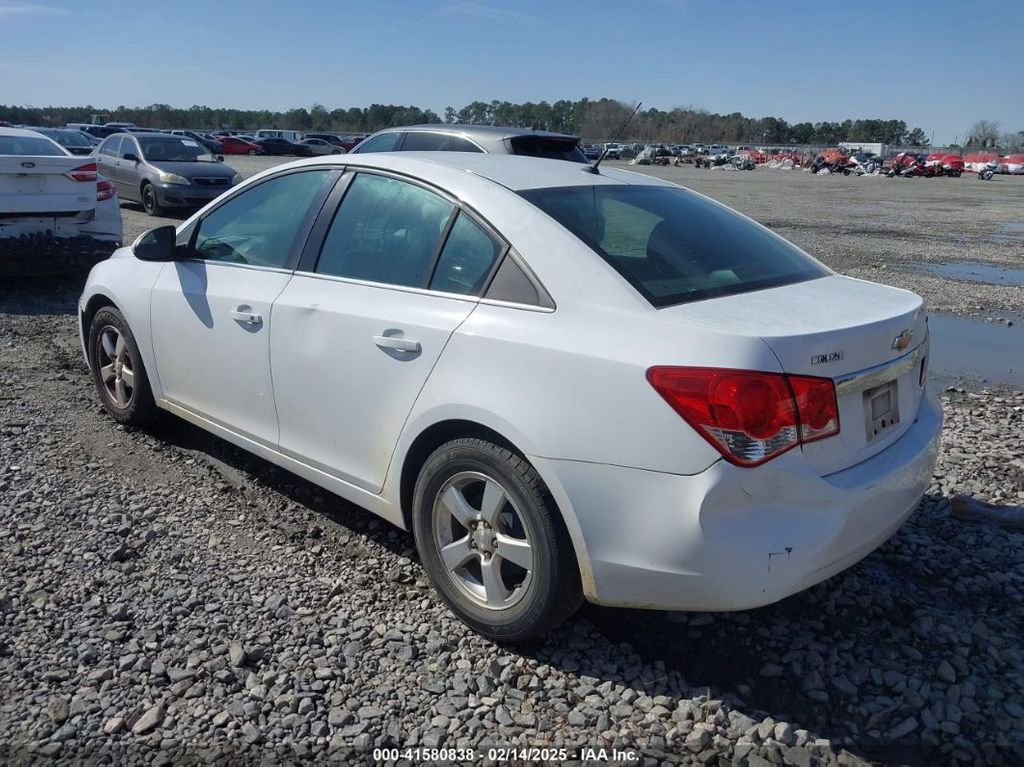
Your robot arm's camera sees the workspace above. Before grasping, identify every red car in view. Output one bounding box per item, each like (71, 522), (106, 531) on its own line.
(217, 136), (263, 155)
(941, 154), (965, 176)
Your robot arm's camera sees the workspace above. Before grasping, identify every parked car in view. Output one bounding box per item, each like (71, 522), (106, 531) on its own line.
(254, 129), (304, 143)
(23, 127), (98, 156)
(352, 124), (589, 163)
(94, 132), (242, 216)
(1, 127), (121, 275)
(253, 137), (313, 156)
(169, 130), (223, 155)
(217, 136), (263, 155)
(581, 144), (601, 160)
(304, 132), (349, 148)
(79, 153), (941, 641)
(300, 138), (345, 155)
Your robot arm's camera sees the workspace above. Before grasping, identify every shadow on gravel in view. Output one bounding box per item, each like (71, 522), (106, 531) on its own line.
(0, 273), (86, 316)
(126, 412), (1016, 765)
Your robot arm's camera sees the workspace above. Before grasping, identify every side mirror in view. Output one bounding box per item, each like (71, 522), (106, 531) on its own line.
(123, 153), (139, 163)
(133, 225), (178, 261)
(216, 155), (224, 162)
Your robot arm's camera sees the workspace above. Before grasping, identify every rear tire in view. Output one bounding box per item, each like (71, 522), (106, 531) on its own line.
(88, 307), (158, 426)
(412, 438), (582, 642)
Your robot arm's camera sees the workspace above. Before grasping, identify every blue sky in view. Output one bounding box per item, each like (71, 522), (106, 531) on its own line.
(1, 0), (1022, 143)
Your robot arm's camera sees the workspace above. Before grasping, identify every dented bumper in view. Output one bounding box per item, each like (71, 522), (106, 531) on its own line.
(531, 389), (942, 611)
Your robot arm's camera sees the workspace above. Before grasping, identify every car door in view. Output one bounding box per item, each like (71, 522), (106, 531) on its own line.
(150, 167), (338, 446)
(115, 135), (141, 200)
(270, 171), (506, 493)
(95, 136), (123, 195)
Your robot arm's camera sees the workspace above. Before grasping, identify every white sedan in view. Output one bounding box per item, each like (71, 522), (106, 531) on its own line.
(300, 138), (345, 156)
(78, 153), (942, 640)
(1, 127), (122, 275)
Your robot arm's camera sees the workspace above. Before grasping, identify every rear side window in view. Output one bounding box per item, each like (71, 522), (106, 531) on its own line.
(429, 213), (502, 294)
(316, 173), (455, 288)
(510, 136), (588, 163)
(400, 132), (483, 153)
(520, 185), (828, 307)
(353, 132), (401, 153)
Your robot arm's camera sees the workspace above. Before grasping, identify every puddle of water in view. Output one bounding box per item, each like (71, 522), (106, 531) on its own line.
(991, 221), (1024, 244)
(912, 261), (1024, 287)
(927, 313), (1024, 390)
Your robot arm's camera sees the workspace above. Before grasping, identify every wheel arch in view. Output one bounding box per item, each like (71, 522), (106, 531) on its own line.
(81, 292), (119, 361)
(393, 415), (595, 597)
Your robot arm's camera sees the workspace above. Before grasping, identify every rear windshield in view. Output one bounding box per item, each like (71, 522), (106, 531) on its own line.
(510, 136), (588, 163)
(520, 185), (828, 307)
(0, 135), (66, 156)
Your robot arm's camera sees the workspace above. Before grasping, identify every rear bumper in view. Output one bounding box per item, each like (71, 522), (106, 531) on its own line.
(534, 389), (942, 611)
(1, 215), (121, 275)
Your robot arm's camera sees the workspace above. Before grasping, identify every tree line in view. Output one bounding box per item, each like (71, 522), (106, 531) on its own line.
(2, 97), (1016, 148)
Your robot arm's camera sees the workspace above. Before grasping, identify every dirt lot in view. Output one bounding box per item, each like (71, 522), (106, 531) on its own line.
(2, 157), (1023, 765)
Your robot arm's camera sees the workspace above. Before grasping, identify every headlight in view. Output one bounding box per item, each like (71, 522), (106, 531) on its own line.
(157, 171), (190, 185)
(231, 173), (243, 186)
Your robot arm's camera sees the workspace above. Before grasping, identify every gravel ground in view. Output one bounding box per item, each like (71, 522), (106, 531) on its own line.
(1, 157), (1023, 765)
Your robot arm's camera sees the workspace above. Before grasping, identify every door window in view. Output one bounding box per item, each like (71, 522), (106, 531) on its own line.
(192, 170), (332, 269)
(353, 132), (401, 153)
(99, 137), (121, 157)
(429, 213), (502, 295)
(120, 138), (138, 158)
(316, 173), (454, 288)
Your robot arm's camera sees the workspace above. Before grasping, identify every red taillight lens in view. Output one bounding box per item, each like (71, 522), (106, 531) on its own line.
(647, 367), (840, 467)
(65, 162), (98, 182)
(96, 180), (116, 202)
(787, 375), (840, 443)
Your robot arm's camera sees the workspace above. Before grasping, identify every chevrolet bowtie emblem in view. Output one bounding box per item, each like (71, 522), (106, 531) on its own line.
(891, 329), (914, 351)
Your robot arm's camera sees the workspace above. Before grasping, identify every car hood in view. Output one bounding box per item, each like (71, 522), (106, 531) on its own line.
(146, 160), (234, 177)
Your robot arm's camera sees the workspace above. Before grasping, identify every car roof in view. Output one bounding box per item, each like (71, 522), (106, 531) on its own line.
(0, 126), (56, 138)
(372, 124), (578, 141)
(279, 151), (678, 192)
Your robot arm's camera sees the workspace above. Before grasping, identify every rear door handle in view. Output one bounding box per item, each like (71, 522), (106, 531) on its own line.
(230, 307), (262, 326)
(373, 335), (421, 353)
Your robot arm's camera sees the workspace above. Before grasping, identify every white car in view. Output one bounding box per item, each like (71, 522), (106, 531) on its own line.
(1, 127), (122, 275)
(78, 153), (942, 640)
(300, 138), (345, 156)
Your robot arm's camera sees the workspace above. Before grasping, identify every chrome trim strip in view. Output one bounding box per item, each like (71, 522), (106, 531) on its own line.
(834, 342), (925, 397)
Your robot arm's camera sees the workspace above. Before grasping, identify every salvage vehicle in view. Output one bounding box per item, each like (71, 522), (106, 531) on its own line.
(353, 124), (589, 163)
(252, 137), (314, 157)
(300, 138), (345, 155)
(1, 127), (121, 275)
(95, 132), (242, 217)
(24, 127), (99, 156)
(78, 154), (942, 641)
(217, 136), (263, 155)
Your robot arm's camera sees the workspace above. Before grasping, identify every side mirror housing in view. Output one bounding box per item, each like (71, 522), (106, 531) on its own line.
(133, 225), (178, 261)
(123, 153), (139, 163)
(216, 155), (224, 162)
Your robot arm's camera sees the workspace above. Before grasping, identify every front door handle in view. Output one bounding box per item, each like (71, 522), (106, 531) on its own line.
(373, 335), (421, 353)
(230, 306), (262, 326)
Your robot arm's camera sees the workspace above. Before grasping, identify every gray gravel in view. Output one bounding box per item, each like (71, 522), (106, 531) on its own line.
(2, 159), (1023, 765)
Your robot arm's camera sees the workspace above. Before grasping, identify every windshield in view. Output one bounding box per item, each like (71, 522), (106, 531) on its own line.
(138, 136), (216, 162)
(520, 184), (828, 307)
(510, 135), (588, 163)
(0, 135), (67, 156)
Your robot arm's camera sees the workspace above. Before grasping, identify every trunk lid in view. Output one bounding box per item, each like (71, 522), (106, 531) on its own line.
(0, 156), (97, 216)
(662, 275), (929, 474)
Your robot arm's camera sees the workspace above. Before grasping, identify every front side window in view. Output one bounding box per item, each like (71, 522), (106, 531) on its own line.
(192, 170), (332, 268)
(316, 173), (454, 288)
(352, 132), (401, 153)
(120, 138), (138, 158)
(429, 213), (502, 294)
(520, 185), (828, 307)
(99, 137), (121, 157)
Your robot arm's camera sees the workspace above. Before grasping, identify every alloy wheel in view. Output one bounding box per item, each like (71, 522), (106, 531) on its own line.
(97, 325), (135, 408)
(432, 471), (534, 610)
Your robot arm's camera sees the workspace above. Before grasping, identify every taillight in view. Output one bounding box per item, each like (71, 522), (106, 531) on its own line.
(647, 367), (839, 467)
(96, 180), (116, 202)
(65, 162), (98, 182)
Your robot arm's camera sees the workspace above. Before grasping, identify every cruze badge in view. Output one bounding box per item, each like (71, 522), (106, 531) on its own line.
(811, 351), (844, 365)
(891, 329), (914, 351)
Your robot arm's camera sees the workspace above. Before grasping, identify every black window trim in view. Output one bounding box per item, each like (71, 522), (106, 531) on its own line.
(182, 165), (343, 272)
(297, 167), (511, 300)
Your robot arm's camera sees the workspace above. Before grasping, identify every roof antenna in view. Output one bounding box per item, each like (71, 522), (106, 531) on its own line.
(585, 101), (642, 174)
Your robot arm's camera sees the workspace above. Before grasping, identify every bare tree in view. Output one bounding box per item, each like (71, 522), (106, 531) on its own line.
(967, 120), (1001, 148)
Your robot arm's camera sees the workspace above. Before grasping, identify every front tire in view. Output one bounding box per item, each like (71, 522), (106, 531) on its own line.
(88, 307), (158, 426)
(141, 182), (164, 217)
(412, 438), (582, 642)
